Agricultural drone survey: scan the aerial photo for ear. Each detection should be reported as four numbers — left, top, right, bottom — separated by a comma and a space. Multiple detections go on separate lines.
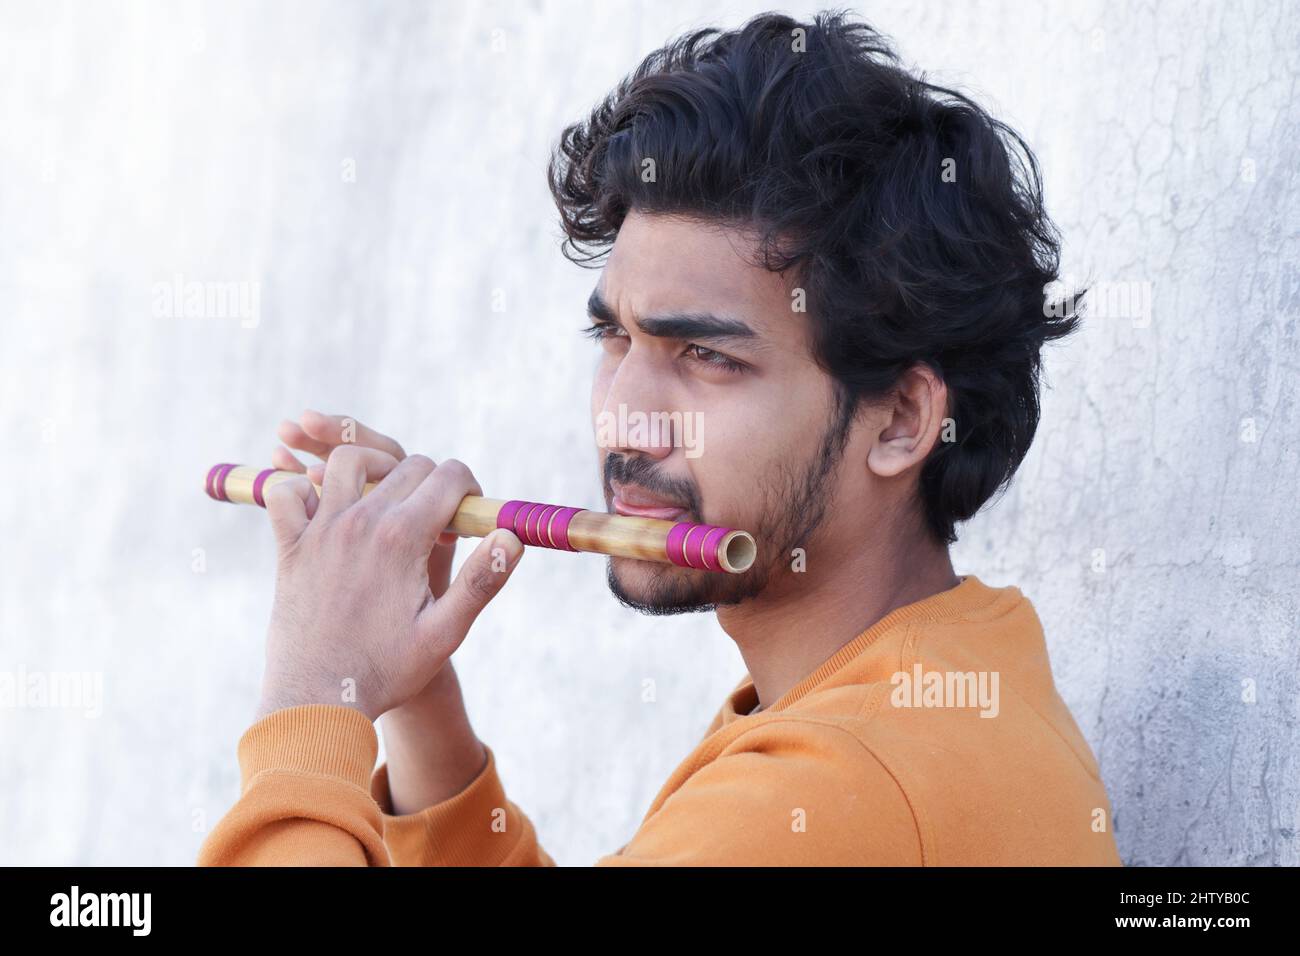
866, 364, 949, 479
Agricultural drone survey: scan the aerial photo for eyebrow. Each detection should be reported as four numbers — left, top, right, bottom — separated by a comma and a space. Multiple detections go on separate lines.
587, 288, 758, 343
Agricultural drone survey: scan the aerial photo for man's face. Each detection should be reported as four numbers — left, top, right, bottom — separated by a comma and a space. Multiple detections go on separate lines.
588, 210, 851, 613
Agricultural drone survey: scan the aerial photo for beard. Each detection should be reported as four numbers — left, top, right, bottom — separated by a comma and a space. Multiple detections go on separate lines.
602, 400, 854, 615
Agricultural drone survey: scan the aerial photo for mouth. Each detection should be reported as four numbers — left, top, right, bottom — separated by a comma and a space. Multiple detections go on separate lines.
610, 480, 690, 522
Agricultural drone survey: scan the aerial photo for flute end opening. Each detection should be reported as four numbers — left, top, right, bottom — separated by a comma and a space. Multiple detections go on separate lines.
719, 531, 757, 574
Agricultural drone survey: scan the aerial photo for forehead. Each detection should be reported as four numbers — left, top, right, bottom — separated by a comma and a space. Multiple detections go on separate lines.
598, 210, 802, 342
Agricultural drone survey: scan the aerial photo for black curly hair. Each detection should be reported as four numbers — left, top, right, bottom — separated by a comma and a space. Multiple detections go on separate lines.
548, 9, 1080, 544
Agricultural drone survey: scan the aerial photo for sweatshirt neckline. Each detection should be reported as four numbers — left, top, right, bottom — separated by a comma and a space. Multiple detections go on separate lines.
729, 574, 1004, 718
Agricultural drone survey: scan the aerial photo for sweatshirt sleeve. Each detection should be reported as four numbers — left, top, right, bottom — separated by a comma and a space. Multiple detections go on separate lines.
197, 703, 554, 867
594, 719, 925, 866
370, 748, 555, 866
197, 704, 390, 866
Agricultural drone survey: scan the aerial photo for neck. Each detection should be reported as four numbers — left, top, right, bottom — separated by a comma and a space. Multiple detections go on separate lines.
715, 520, 960, 712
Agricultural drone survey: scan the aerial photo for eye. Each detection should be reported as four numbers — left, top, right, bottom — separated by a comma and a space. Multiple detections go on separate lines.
581, 321, 627, 342
685, 343, 746, 373
583, 323, 746, 374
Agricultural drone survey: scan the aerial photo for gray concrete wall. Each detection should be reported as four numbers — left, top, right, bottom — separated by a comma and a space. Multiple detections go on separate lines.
0, 0, 1295, 865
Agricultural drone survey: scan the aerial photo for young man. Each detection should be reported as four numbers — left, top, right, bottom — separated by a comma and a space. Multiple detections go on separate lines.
199, 11, 1121, 866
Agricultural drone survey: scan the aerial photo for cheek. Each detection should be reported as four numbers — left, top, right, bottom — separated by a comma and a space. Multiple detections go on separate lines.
690, 413, 748, 513
699, 386, 828, 496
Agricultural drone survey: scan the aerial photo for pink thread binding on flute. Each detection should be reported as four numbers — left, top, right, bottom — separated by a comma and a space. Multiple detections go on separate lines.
213, 464, 236, 502
252, 468, 276, 508
667, 521, 732, 570
496, 500, 586, 552
205, 464, 227, 501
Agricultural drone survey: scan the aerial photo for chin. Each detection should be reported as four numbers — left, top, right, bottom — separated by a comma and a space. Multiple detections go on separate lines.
605, 557, 718, 615
605, 556, 765, 615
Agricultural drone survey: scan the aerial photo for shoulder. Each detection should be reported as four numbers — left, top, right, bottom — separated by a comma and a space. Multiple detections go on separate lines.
607, 714, 923, 866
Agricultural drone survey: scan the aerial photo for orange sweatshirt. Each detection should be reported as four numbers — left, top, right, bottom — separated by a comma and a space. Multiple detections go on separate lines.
197, 575, 1122, 866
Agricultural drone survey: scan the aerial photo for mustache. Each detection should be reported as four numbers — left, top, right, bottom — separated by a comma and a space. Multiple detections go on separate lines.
602, 454, 702, 517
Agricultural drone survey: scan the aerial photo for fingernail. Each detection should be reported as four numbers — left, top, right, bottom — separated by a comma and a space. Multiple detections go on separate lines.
493, 529, 523, 566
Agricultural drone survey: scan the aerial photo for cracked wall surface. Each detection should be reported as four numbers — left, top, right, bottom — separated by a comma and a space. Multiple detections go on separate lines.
0, 0, 1295, 865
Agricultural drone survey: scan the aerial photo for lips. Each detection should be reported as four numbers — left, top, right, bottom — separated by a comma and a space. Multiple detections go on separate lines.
611, 481, 689, 521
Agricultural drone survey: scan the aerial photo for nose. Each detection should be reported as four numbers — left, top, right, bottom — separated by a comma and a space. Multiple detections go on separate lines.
594, 348, 678, 463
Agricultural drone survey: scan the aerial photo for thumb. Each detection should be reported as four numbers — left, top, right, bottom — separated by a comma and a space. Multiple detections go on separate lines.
419, 529, 523, 647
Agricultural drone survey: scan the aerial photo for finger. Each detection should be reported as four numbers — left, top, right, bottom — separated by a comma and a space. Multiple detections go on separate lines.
300, 409, 407, 460
315, 444, 371, 519
264, 476, 319, 550
362, 453, 436, 509
306, 446, 403, 488
271, 445, 308, 473
418, 529, 523, 653
397, 458, 483, 552
277, 419, 334, 461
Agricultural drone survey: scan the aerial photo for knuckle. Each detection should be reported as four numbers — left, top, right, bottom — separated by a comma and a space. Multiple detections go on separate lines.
404, 453, 436, 473
438, 458, 473, 486
466, 564, 501, 602
374, 512, 411, 548
334, 505, 373, 540
330, 443, 363, 466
